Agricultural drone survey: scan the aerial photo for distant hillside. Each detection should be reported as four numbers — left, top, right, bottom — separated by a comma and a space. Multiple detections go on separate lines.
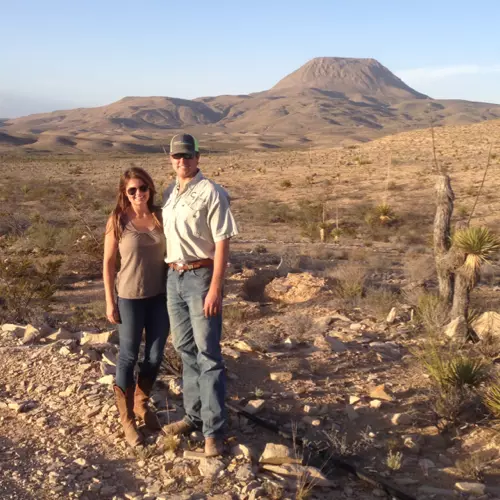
2, 57, 500, 154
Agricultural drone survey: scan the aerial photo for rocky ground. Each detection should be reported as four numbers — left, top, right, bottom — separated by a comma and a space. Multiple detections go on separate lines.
2, 261, 500, 500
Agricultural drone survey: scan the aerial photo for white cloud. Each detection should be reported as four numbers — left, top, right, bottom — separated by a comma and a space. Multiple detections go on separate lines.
396, 64, 500, 83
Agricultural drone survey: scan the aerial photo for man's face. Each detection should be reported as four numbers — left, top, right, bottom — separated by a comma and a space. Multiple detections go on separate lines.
170, 152, 200, 180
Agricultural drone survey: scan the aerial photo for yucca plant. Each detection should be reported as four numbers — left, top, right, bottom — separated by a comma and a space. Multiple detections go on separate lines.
366, 204, 396, 226
445, 356, 489, 388
453, 227, 500, 282
484, 383, 500, 418
422, 348, 489, 389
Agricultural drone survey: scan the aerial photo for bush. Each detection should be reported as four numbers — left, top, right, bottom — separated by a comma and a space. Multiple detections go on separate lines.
330, 262, 366, 299
280, 180, 292, 188
416, 293, 448, 335
0, 256, 63, 322
483, 383, 500, 418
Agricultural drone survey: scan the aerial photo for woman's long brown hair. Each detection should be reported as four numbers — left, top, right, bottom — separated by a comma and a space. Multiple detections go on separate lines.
109, 167, 162, 240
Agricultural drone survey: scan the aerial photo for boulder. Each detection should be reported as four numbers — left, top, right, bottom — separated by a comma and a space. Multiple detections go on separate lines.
472, 311, 500, 340
259, 443, 300, 465
80, 330, 118, 345
265, 273, 325, 304
1, 324, 26, 338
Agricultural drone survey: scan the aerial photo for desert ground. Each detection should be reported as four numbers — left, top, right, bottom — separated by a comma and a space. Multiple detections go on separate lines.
1, 119, 500, 500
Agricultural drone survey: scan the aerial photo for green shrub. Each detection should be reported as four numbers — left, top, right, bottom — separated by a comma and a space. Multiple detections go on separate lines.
0, 257, 63, 322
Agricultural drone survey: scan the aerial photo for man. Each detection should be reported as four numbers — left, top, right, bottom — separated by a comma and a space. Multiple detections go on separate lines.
162, 133, 238, 457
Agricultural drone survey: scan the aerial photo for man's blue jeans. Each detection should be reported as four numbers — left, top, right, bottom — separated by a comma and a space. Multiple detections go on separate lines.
115, 294, 169, 391
167, 267, 225, 438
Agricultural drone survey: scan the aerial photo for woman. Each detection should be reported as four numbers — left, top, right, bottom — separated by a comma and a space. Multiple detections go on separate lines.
103, 167, 169, 447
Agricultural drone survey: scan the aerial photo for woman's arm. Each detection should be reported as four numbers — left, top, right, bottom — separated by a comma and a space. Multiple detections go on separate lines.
103, 217, 120, 323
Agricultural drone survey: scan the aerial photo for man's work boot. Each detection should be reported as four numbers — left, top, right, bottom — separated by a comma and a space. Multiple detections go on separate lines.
162, 419, 195, 436
113, 385, 143, 448
205, 437, 224, 457
133, 376, 161, 430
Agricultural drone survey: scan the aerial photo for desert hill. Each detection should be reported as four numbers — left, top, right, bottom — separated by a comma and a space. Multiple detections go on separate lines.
2, 57, 500, 154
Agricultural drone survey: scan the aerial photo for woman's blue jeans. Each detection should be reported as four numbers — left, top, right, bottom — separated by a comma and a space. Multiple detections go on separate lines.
167, 267, 225, 438
115, 293, 169, 391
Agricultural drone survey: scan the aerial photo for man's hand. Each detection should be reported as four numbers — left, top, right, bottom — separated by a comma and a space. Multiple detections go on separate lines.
106, 303, 121, 324
204, 288, 222, 317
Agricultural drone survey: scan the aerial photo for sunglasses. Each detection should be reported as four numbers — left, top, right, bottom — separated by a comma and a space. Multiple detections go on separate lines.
126, 185, 149, 196
171, 153, 195, 160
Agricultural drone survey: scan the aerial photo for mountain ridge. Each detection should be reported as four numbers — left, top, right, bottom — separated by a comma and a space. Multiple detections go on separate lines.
2, 57, 500, 154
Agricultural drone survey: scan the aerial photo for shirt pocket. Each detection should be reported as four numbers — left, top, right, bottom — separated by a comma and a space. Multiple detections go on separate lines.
184, 194, 208, 237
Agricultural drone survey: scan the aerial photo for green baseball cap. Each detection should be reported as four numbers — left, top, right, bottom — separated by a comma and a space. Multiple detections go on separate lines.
170, 133, 199, 155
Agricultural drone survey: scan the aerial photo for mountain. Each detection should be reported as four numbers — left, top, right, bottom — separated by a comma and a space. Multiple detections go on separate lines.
2, 57, 500, 154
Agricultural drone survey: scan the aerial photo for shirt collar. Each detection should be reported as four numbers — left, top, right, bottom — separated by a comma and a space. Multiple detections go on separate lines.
175, 169, 204, 192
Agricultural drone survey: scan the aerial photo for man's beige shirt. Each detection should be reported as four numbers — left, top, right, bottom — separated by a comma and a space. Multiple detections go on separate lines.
162, 171, 238, 263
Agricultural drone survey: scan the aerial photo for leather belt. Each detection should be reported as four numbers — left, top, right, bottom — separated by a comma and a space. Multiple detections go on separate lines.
168, 258, 214, 272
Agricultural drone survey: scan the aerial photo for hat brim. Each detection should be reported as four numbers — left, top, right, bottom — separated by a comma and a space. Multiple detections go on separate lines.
170, 145, 197, 155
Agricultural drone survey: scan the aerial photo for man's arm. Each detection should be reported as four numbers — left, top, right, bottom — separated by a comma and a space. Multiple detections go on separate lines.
203, 238, 230, 317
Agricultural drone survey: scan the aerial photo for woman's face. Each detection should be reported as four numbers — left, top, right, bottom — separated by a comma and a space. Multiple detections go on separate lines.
125, 178, 150, 208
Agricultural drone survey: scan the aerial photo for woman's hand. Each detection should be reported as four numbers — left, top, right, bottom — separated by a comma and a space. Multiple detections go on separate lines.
106, 302, 120, 324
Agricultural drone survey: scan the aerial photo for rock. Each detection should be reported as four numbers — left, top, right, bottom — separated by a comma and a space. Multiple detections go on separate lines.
391, 413, 412, 425
59, 346, 73, 356
372, 488, 386, 497
97, 375, 114, 385
233, 339, 259, 352
270, 372, 293, 382
80, 331, 118, 345
244, 399, 265, 414
324, 335, 348, 352
189, 431, 204, 442
418, 485, 455, 496
369, 384, 393, 402
46, 328, 82, 342
261, 464, 337, 487
403, 436, 420, 453
444, 316, 467, 338
222, 346, 241, 359
349, 396, 360, 405
102, 350, 117, 366
231, 443, 254, 460
386, 307, 397, 324
168, 378, 183, 395
259, 443, 300, 465
236, 463, 254, 482
22, 324, 41, 344
370, 399, 383, 409
265, 273, 325, 304
198, 458, 225, 478
345, 404, 359, 421
455, 482, 486, 495
418, 458, 436, 470
100, 362, 116, 376
74, 458, 88, 467
303, 405, 319, 415
1, 323, 26, 338
302, 416, 321, 427
349, 323, 363, 331
370, 342, 402, 361
472, 311, 500, 340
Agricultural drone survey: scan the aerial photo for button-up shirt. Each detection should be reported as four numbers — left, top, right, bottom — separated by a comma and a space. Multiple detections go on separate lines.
162, 171, 238, 263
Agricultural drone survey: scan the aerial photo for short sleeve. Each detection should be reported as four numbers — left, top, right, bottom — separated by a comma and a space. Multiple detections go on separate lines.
207, 187, 239, 242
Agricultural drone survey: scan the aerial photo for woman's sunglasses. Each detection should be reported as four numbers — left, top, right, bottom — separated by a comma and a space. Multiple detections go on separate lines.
171, 153, 195, 160
126, 185, 149, 196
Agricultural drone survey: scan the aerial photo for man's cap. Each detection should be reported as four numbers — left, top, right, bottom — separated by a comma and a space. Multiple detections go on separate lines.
170, 134, 199, 155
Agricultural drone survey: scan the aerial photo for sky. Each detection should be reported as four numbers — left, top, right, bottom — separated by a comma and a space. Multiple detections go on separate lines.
1, 0, 500, 117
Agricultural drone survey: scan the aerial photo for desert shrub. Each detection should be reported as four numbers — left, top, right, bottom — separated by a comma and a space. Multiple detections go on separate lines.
253, 244, 267, 254
416, 293, 448, 334
329, 262, 366, 299
365, 204, 397, 227
422, 347, 489, 390
223, 305, 248, 326
0, 256, 63, 322
404, 254, 436, 284
364, 287, 398, 320
483, 383, 500, 418
280, 179, 292, 188
455, 455, 485, 481
282, 314, 316, 343
0, 211, 30, 237
386, 450, 403, 471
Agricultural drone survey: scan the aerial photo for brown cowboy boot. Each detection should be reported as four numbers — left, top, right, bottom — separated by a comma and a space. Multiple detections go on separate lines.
133, 376, 161, 430
205, 437, 224, 457
162, 419, 195, 436
113, 385, 143, 447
